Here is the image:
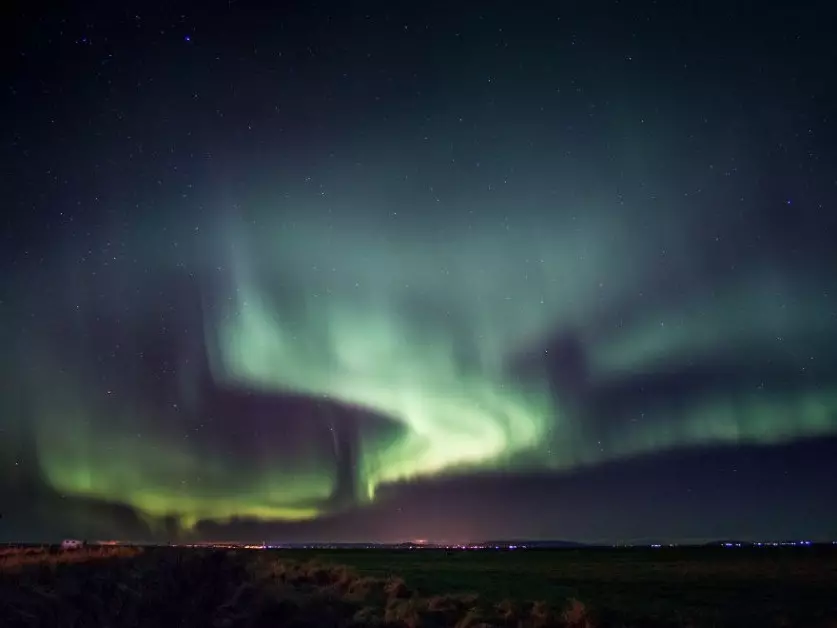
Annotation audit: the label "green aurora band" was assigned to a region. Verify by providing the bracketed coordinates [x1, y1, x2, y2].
[28, 357, 334, 528]
[17, 205, 837, 531]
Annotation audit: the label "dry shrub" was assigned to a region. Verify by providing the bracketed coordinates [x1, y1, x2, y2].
[426, 594, 481, 626]
[562, 597, 593, 628]
[352, 603, 384, 625]
[345, 575, 389, 603]
[1, 549, 598, 628]
[496, 597, 528, 625]
[529, 600, 553, 626]
[383, 576, 412, 599]
[384, 597, 425, 626]
[0, 545, 143, 571]
[250, 556, 597, 627]
[454, 604, 496, 628]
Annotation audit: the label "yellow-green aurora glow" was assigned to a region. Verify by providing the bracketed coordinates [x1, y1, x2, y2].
[11, 203, 837, 533]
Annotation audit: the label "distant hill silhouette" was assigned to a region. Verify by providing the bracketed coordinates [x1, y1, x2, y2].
[480, 540, 594, 548]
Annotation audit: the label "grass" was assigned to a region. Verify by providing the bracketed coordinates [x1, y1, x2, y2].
[284, 546, 837, 626]
[0, 545, 835, 627]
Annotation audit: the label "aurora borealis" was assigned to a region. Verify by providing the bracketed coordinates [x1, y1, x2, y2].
[2, 1, 836, 543]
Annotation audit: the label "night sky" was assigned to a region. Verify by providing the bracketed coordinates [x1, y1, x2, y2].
[2, 1, 837, 544]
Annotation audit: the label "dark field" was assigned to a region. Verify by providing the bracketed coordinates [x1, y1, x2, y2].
[276, 546, 837, 626]
[1, 545, 836, 627]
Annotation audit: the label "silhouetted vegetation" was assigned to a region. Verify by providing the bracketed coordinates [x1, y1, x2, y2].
[0, 545, 835, 627]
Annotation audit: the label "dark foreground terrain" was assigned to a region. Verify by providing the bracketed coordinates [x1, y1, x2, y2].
[1, 545, 835, 627]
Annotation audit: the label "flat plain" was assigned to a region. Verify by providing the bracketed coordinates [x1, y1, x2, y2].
[1, 544, 835, 627]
